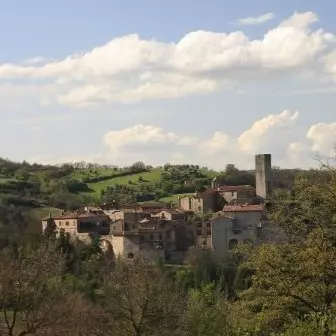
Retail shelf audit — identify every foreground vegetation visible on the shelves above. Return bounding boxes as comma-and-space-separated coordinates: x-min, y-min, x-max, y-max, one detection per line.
0, 157, 335, 335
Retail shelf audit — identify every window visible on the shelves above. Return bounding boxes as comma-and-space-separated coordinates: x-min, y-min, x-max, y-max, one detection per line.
206, 222, 211, 228
159, 234, 163, 241
140, 235, 144, 241
149, 234, 154, 240
65, 221, 69, 226
228, 239, 238, 250
124, 223, 129, 231
59, 221, 62, 226
232, 192, 234, 196
127, 252, 134, 259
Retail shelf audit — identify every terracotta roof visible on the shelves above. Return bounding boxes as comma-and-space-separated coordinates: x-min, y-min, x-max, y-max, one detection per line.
223, 204, 265, 212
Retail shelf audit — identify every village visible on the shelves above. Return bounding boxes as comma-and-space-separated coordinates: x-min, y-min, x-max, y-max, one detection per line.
41, 153, 285, 263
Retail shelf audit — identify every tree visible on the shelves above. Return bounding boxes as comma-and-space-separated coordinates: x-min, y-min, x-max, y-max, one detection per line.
0, 241, 89, 336
99, 259, 183, 336
233, 159, 336, 336
180, 283, 233, 336
14, 169, 30, 182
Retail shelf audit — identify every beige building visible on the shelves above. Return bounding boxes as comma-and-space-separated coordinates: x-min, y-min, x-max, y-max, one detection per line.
179, 190, 223, 214
105, 208, 193, 262
42, 210, 110, 243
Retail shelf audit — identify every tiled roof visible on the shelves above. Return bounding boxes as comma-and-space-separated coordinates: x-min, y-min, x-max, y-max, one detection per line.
223, 204, 265, 212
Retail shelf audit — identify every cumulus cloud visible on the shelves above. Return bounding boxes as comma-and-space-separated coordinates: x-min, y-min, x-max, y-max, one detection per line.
75, 109, 330, 169
237, 110, 299, 152
0, 11, 336, 107
306, 122, 336, 155
235, 12, 275, 26
27, 109, 336, 169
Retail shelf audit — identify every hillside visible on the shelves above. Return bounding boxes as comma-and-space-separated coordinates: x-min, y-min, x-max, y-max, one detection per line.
0, 157, 314, 218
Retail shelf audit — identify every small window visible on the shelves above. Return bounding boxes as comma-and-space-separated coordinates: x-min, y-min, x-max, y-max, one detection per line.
159, 234, 163, 240
59, 221, 62, 226
149, 234, 154, 240
127, 252, 134, 259
113, 226, 116, 231
231, 192, 234, 196
140, 235, 144, 241
65, 221, 69, 226
206, 222, 211, 228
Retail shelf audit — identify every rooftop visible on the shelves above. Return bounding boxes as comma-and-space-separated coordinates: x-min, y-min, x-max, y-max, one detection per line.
223, 204, 265, 212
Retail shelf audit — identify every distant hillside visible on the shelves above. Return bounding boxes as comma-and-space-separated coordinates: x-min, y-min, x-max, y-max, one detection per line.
0, 157, 317, 218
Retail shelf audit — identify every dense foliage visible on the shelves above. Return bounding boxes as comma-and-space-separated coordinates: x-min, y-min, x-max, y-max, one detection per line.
0, 157, 335, 335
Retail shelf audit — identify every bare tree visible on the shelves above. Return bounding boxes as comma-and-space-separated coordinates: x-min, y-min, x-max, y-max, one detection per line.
99, 259, 183, 336
0, 241, 91, 336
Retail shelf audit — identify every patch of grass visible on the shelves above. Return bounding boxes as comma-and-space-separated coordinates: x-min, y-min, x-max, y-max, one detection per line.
84, 168, 163, 195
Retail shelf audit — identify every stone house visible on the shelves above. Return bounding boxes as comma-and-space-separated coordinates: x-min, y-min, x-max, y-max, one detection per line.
41, 210, 110, 243
196, 204, 284, 259
216, 185, 256, 204
109, 208, 194, 261
179, 190, 223, 214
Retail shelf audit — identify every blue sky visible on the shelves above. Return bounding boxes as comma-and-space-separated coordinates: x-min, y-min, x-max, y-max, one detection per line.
0, 1, 335, 169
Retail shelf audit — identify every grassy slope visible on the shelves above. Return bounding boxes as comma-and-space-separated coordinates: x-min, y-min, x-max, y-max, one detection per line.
78, 167, 220, 200
83, 168, 163, 195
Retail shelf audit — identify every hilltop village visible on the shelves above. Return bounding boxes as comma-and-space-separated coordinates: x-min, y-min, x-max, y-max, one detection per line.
41, 153, 284, 263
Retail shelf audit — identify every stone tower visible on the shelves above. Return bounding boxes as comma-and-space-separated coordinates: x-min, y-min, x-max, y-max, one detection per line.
255, 154, 272, 200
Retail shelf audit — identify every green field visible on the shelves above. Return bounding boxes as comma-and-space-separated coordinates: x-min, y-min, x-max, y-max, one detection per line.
84, 168, 163, 195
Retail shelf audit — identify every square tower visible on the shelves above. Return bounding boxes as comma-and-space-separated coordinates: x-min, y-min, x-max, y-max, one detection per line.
255, 154, 272, 200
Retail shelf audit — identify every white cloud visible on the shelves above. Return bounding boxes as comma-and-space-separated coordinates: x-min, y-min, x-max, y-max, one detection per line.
0, 11, 336, 107
27, 109, 336, 169
235, 12, 275, 26
237, 110, 299, 152
306, 122, 336, 155
75, 110, 330, 169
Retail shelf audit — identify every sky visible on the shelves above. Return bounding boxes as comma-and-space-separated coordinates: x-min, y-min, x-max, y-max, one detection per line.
1, 0, 336, 170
